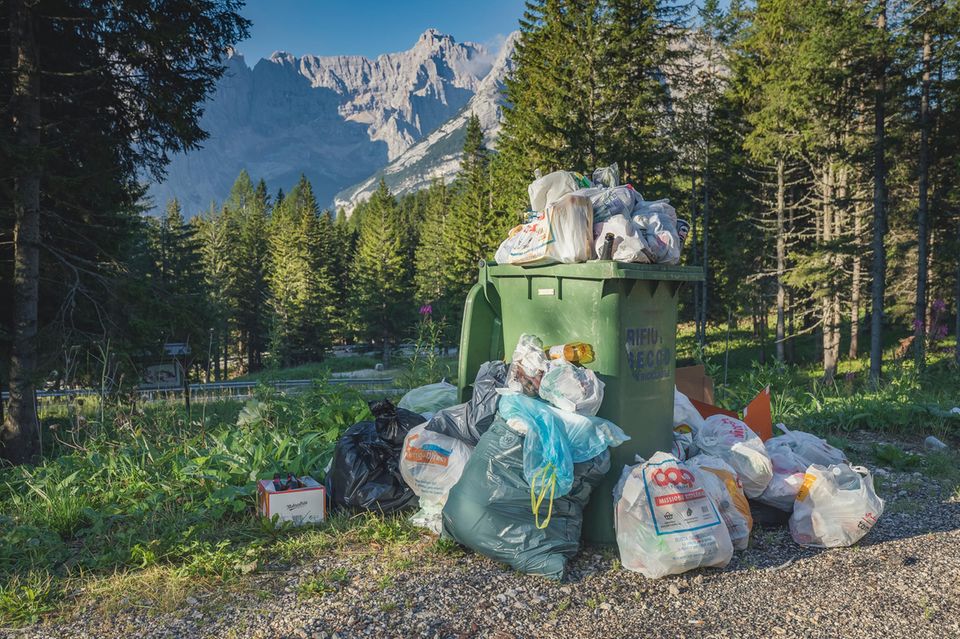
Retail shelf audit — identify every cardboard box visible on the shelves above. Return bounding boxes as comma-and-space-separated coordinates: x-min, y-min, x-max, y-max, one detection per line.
676, 365, 774, 441
257, 476, 326, 526
675, 365, 715, 404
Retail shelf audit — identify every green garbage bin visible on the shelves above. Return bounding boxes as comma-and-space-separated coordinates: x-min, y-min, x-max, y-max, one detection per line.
457, 260, 703, 544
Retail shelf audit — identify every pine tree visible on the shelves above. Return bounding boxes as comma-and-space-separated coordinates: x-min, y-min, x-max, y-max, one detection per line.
226, 172, 271, 372
350, 179, 415, 363
267, 175, 336, 365
442, 115, 500, 323
415, 179, 451, 312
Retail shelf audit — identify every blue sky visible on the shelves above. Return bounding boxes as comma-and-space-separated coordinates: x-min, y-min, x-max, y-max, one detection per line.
236, 0, 527, 63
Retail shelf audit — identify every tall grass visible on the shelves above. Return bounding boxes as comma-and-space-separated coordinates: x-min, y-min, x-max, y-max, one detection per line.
0, 384, 372, 626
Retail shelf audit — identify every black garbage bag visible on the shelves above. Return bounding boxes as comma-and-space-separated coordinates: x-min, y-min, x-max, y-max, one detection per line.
425, 361, 506, 445
441, 417, 609, 580
325, 399, 424, 513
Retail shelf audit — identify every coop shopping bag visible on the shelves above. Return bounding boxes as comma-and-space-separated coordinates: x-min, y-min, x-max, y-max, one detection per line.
615, 452, 733, 579
494, 194, 593, 266
789, 464, 884, 548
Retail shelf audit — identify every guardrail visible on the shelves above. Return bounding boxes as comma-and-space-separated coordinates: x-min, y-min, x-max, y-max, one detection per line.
2, 377, 407, 404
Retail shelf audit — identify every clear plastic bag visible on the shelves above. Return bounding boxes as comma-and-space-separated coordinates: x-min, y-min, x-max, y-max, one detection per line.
505, 334, 550, 396
592, 214, 651, 262
632, 200, 681, 265
767, 425, 848, 467
615, 452, 733, 579
397, 381, 458, 416
576, 186, 639, 224
756, 445, 809, 512
685, 455, 753, 550
592, 163, 620, 188
673, 387, 706, 432
495, 194, 594, 266
694, 414, 773, 498
789, 464, 884, 548
527, 170, 591, 212
538, 361, 605, 415
400, 423, 473, 533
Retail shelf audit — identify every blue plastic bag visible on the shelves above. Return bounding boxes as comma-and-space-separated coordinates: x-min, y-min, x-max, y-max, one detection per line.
498, 393, 629, 499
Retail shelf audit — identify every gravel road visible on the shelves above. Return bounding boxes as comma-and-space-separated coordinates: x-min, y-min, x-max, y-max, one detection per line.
7, 448, 959, 639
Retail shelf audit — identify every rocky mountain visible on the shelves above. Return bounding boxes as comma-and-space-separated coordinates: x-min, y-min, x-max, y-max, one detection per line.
333, 32, 518, 212
147, 29, 500, 215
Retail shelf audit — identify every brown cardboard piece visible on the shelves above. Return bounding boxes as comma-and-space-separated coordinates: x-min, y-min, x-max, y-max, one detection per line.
675, 366, 774, 441
675, 365, 715, 404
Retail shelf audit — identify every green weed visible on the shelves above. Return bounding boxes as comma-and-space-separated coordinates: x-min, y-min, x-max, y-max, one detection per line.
297, 567, 349, 598
0, 572, 59, 627
872, 444, 923, 471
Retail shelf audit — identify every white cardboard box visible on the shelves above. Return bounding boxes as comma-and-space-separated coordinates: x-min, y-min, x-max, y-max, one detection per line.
257, 476, 326, 526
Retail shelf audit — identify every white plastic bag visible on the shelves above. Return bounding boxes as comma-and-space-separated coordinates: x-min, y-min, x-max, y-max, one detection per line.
615, 452, 733, 579
671, 427, 695, 461
397, 381, 458, 416
694, 414, 773, 498
591, 163, 620, 188
576, 186, 640, 223
495, 194, 594, 266
684, 455, 753, 550
673, 388, 706, 432
505, 334, 550, 396
756, 445, 808, 511
593, 214, 651, 263
528, 170, 590, 212
538, 361, 605, 415
632, 200, 681, 265
789, 464, 884, 548
767, 424, 848, 467
400, 424, 473, 534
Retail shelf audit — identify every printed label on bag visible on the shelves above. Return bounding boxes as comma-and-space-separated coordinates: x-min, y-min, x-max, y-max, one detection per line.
642, 459, 721, 535
405, 445, 450, 466
796, 474, 816, 501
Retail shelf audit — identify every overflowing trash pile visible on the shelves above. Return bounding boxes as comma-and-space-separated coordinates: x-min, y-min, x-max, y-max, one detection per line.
314, 162, 885, 582
494, 164, 689, 267
320, 357, 884, 581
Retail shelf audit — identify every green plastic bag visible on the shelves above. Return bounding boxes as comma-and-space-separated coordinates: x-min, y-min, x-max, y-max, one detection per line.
397, 381, 458, 416
441, 417, 609, 580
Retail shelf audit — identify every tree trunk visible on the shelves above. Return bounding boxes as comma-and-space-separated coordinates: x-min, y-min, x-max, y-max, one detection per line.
914, 30, 931, 371
700, 151, 710, 345
2, 0, 42, 465
869, 1, 888, 387
849, 201, 863, 359
690, 171, 700, 343
775, 158, 786, 363
822, 163, 838, 382
956, 220, 960, 366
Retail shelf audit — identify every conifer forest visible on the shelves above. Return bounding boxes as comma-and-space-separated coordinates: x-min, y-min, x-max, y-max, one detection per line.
2, 0, 960, 464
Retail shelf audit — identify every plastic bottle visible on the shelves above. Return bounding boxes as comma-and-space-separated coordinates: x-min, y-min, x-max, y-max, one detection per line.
546, 342, 595, 365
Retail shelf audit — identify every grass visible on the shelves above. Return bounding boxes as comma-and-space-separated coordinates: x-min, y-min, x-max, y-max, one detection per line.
676, 320, 960, 439
1, 319, 958, 627
0, 383, 376, 627
234, 356, 383, 382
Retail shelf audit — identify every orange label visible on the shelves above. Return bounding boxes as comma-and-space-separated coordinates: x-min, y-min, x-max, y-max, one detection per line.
404, 447, 449, 466
796, 474, 816, 501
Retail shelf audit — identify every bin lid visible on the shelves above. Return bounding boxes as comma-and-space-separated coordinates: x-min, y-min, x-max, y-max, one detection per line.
482, 262, 704, 282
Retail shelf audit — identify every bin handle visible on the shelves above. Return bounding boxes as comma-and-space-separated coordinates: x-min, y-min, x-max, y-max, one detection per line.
480, 260, 494, 310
